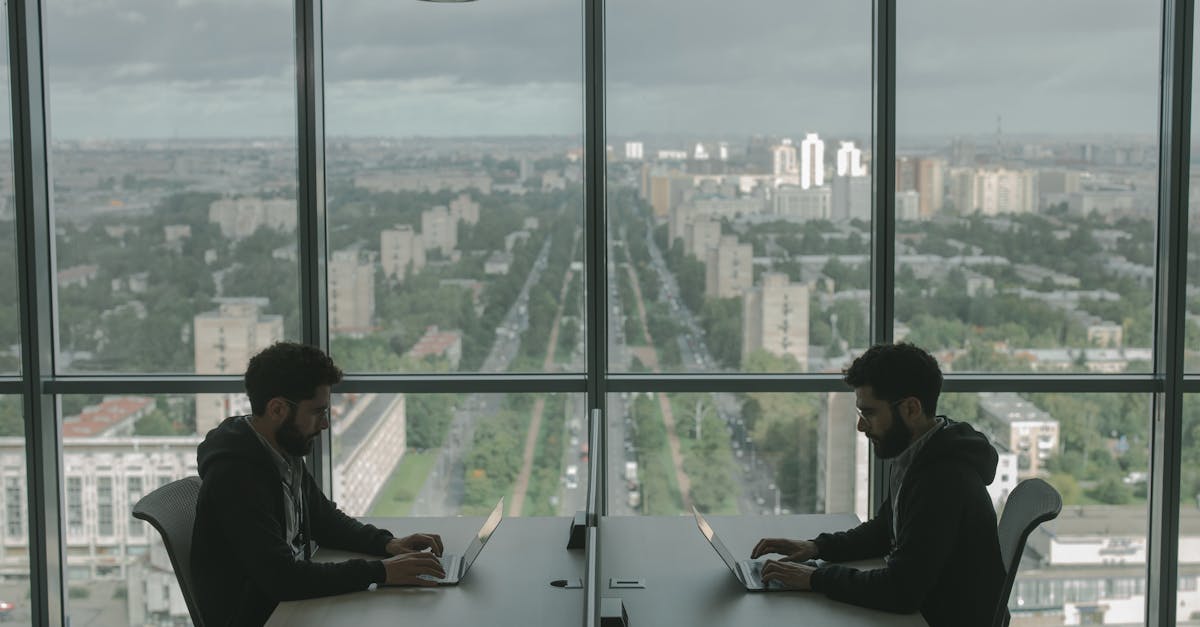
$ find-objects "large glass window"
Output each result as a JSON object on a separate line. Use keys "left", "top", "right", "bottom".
{"left": 323, "top": 0, "right": 585, "bottom": 374}
{"left": 59, "top": 394, "right": 203, "bottom": 627}
{"left": 333, "top": 393, "right": 586, "bottom": 518}
{"left": 0, "top": 397, "right": 27, "bottom": 626}
{"left": 605, "top": 1, "right": 872, "bottom": 374}
{"left": 941, "top": 392, "right": 1151, "bottom": 626}
{"left": 0, "top": 4, "right": 17, "bottom": 375}
{"left": 45, "top": 0, "right": 301, "bottom": 375}
{"left": 896, "top": 1, "right": 1161, "bottom": 374}
{"left": 608, "top": 391, "right": 866, "bottom": 517}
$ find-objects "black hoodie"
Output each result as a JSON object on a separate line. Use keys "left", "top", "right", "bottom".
{"left": 809, "top": 418, "right": 1005, "bottom": 627}
{"left": 191, "top": 416, "right": 395, "bottom": 627}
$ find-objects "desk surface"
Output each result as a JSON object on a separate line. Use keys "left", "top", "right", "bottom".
{"left": 599, "top": 514, "right": 928, "bottom": 627}
{"left": 267, "top": 516, "right": 585, "bottom": 627}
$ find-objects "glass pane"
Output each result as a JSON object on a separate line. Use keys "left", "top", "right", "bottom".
{"left": 1188, "top": 3, "right": 1200, "bottom": 371}
{"left": 607, "top": 391, "right": 864, "bottom": 517}
{"left": 941, "top": 392, "right": 1150, "bottom": 626}
{"left": 333, "top": 393, "right": 586, "bottom": 518}
{"left": 605, "top": 1, "right": 871, "bottom": 373}
{"left": 896, "top": 1, "right": 1160, "bottom": 374}
{"left": 0, "top": 397, "right": 30, "bottom": 625}
{"left": 1181, "top": 396, "right": 1200, "bottom": 624}
{"left": 60, "top": 394, "right": 203, "bottom": 627}
{"left": 323, "top": 0, "right": 585, "bottom": 373}
{"left": 0, "top": 7, "right": 17, "bottom": 374}
{"left": 46, "top": 0, "right": 301, "bottom": 374}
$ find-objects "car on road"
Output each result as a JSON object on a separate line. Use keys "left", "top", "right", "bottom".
{"left": 565, "top": 465, "right": 579, "bottom": 490}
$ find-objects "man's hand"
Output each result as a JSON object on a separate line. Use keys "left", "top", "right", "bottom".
{"left": 382, "top": 551, "right": 446, "bottom": 586}
{"left": 760, "top": 559, "right": 816, "bottom": 591}
{"left": 750, "top": 538, "right": 818, "bottom": 562}
{"left": 386, "top": 533, "right": 444, "bottom": 557}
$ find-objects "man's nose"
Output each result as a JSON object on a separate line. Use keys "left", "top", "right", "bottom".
{"left": 856, "top": 415, "right": 868, "bottom": 433}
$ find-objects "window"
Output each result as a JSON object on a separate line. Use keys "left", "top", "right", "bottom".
{"left": 895, "top": 0, "right": 1160, "bottom": 375}
{"left": 606, "top": 0, "right": 871, "bottom": 374}
{"left": 45, "top": 0, "right": 302, "bottom": 375}
{"left": 67, "top": 477, "right": 83, "bottom": 537}
{"left": 332, "top": 393, "right": 585, "bottom": 518}
{"left": 323, "top": 0, "right": 584, "bottom": 374}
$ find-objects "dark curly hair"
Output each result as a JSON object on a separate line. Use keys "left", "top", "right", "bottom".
{"left": 843, "top": 343, "right": 942, "bottom": 417}
{"left": 244, "top": 342, "right": 344, "bottom": 415}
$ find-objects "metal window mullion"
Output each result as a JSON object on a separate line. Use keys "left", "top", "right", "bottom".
{"left": 1149, "top": 0, "right": 1192, "bottom": 624}
{"left": 584, "top": 0, "right": 607, "bottom": 519}
{"left": 9, "top": 0, "right": 64, "bottom": 624}
{"left": 294, "top": 0, "right": 331, "bottom": 494}
{"left": 869, "top": 0, "right": 897, "bottom": 519}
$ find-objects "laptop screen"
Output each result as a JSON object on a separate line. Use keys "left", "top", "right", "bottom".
{"left": 692, "top": 506, "right": 744, "bottom": 580}
{"left": 460, "top": 497, "right": 504, "bottom": 577}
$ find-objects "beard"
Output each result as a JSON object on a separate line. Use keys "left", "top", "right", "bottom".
{"left": 277, "top": 406, "right": 318, "bottom": 457}
{"left": 872, "top": 415, "right": 914, "bottom": 459}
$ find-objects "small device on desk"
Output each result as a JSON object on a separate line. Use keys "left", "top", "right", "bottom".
{"left": 692, "top": 506, "right": 795, "bottom": 592}
{"left": 395, "top": 497, "right": 504, "bottom": 586}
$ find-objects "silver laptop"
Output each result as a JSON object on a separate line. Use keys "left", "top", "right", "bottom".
{"left": 692, "top": 506, "right": 784, "bottom": 592}
{"left": 413, "top": 498, "right": 505, "bottom": 586}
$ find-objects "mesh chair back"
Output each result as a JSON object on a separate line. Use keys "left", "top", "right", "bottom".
{"left": 993, "top": 478, "right": 1062, "bottom": 627}
{"left": 132, "top": 476, "right": 204, "bottom": 627}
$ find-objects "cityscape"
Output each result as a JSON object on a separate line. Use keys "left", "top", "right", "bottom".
{"left": 0, "top": 128, "right": 1193, "bottom": 624}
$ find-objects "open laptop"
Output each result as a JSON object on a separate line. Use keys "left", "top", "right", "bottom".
{"left": 411, "top": 497, "right": 505, "bottom": 586}
{"left": 691, "top": 506, "right": 786, "bottom": 591}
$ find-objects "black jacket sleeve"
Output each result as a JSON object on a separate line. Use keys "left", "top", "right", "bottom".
{"left": 809, "top": 466, "right": 965, "bottom": 614}
{"left": 304, "top": 471, "right": 394, "bottom": 556}
{"left": 207, "top": 460, "right": 387, "bottom": 601}
{"left": 810, "top": 497, "right": 893, "bottom": 562}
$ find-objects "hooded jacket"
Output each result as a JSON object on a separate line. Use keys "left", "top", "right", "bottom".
{"left": 191, "top": 416, "right": 395, "bottom": 627}
{"left": 809, "top": 418, "right": 1005, "bottom": 627}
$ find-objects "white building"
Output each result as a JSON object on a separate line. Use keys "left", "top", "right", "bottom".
{"left": 774, "top": 186, "right": 832, "bottom": 222}
{"left": 836, "top": 141, "right": 867, "bottom": 177}
{"left": 207, "top": 197, "right": 296, "bottom": 240}
{"left": 380, "top": 225, "right": 426, "bottom": 282}
{"left": 624, "top": 141, "right": 644, "bottom": 161}
{"left": 978, "top": 392, "right": 1060, "bottom": 479}
{"left": 800, "top": 133, "right": 826, "bottom": 190}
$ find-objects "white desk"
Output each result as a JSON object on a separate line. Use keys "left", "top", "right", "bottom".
{"left": 267, "top": 516, "right": 585, "bottom": 627}
{"left": 599, "top": 514, "right": 929, "bottom": 627}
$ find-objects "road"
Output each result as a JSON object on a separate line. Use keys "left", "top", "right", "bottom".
{"left": 410, "top": 238, "right": 553, "bottom": 516}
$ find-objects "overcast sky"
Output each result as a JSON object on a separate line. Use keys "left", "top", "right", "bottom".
{"left": 29, "top": 0, "right": 1167, "bottom": 140}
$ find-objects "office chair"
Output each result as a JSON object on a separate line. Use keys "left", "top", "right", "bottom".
{"left": 992, "top": 478, "right": 1062, "bottom": 627}
{"left": 132, "top": 476, "right": 205, "bottom": 627}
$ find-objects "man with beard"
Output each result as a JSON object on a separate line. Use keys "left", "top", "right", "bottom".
{"left": 191, "top": 342, "right": 446, "bottom": 627}
{"left": 749, "top": 343, "right": 1005, "bottom": 627}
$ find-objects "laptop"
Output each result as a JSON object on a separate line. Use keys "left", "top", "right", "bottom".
{"left": 412, "top": 498, "right": 505, "bottom": 586}
{"left": 691, "top": 506, "right": 786, "bottom": 591}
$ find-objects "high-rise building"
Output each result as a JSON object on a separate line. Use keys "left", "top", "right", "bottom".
{"left": 896, "top": 190, "right": 921, "bottom": 221}
{"left": 704, "top": 235, "right": 753, "bottom": 299}
{"left": 193, "top": 299, "right": 284, "bottom": 433}
{"left": 774, "top": 185, "right": 832, "bottom": 222}
{"left": 949, "top": 168, "right": 1037, "bottom": 215}
{"left": 624, "top": 141, "right": 644, "bottom": 160}
{"left": 328, "top": 248, "right": 376, "bottom": 337}
{"left": 683, "top": 218, "right": 722, "bottom": 259}
{"left": 448, "top": 193, "right": 480, "bottom": 226}
{"left": 741, "top": 272, "right": 809, "bottom": 367}
{"left": 978, "top": 392, "right": 1060, "bottom": 479}
{"left": 817, "top": 392, "right": 869, "bottom": 520}
{"left": 831, "top": 175, "right": 870, "bottom": 222}
{"left": 380, "top": 225, "right": 426, "bottom": 281}
{"left": 835, "top": 141, "right": 867, "bottom": 177}
{"left": 800, "top": 133, "right": 825, "bottom": 190}
{"left": 207, "top": 197, "right": 296, "bottom": 240}
{"left": 772, "top": 138, "right": 798, "bottom": 178}
{"left": 421, "top": 205, "right": 458, "bottom": 255}
{"left": 916, "top": 158, "right": 945, "bottom": 218}
{"left": 897, "top": 157, "right": 945, "bottom": 218}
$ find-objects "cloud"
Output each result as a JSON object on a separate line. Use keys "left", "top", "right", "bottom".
{"left": 40, "top": 0, "right": 1165, "bottom": 137}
